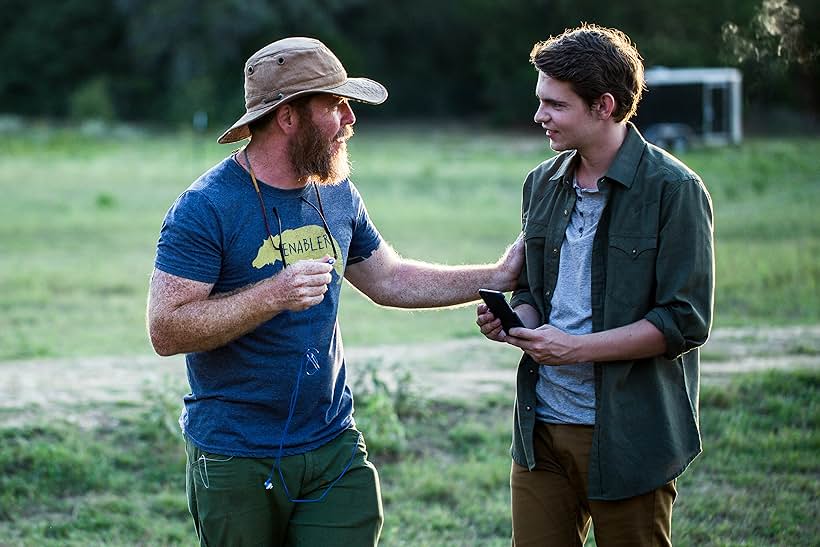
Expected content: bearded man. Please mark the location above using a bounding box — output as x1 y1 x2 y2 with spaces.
147 37 523 547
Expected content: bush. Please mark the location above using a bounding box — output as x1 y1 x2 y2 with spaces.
69 78 116 122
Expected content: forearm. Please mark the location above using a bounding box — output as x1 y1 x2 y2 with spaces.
346 238 522 309
149 261 333 356
513 303 541 329
149 281 277 355
573 319 667 363
370 259 512 308
506 318 667 366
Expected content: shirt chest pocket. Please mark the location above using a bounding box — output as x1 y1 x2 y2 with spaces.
606 234 658 310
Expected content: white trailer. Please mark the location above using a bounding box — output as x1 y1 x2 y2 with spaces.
634 67 743 151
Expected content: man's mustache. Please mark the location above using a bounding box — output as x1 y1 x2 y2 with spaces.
336 125 354 141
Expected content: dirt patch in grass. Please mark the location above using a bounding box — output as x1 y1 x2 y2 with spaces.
1 326 818 427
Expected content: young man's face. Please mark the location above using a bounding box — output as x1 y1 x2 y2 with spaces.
533 72 600 153
289 94 356 185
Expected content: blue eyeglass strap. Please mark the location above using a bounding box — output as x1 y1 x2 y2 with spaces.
263 307 361 502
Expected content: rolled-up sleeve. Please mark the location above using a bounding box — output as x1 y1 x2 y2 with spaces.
510 276 537 310
645 177 715 359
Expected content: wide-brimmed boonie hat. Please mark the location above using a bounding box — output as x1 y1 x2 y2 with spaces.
217 37 388 144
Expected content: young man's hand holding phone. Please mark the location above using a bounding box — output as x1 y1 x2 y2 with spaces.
478 289 524 337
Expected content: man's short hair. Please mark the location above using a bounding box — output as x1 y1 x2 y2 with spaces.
530 24 646 122
247 95 314 135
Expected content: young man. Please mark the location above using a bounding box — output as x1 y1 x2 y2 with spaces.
476 25 714 546
147 37 522 546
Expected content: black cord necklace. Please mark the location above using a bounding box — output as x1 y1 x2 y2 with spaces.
242 148 339 267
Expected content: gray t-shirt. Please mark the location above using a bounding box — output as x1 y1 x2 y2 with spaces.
536 179 609 425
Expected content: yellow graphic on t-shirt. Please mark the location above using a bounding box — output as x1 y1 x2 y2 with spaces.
252 224 343 279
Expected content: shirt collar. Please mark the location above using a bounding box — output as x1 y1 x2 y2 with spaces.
603 122 646 189
547 122 647 189
549 150 580 186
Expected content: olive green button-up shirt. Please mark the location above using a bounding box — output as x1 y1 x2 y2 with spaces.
509 123 715 500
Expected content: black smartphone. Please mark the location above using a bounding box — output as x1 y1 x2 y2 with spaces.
478 289 524 332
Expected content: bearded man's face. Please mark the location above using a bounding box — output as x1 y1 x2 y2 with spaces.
289 99 354 186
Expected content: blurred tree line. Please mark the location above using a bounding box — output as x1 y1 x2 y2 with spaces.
1 0 817 128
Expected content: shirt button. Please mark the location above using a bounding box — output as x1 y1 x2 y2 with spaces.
553 247 559 254
563 209 568 216
529 368 535 374
545 289 551 296
526 405 532 411
632 248 637 255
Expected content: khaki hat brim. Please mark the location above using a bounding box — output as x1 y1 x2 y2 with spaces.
217 77 388 144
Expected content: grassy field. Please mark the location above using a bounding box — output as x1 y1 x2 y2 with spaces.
0 125 818 545
0 369 817 545
0 125 818 360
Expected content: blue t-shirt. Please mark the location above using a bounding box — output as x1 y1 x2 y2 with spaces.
155 157 383 457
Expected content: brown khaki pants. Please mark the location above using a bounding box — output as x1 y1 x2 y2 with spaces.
511 422 676 547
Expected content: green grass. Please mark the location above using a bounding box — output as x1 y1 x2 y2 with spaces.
0 389 188 545
1 124 817 544
0 125 818 360
676 370 820 545
684 140 820 326
1 370 816 545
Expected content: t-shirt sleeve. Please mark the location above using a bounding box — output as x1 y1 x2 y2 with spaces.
346 182 383 265
154 190 223 283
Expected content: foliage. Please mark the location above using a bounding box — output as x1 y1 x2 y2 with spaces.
1 0 817 126
722 0 819 112
351 360 416 456
68 78 116 122
0 0 124 118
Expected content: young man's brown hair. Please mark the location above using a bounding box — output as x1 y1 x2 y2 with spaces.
530 23 646 122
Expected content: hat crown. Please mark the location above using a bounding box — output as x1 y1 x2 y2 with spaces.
244 37 346 111
217 36 387 144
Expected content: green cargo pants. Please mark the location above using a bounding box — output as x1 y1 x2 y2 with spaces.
185 428 383 546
